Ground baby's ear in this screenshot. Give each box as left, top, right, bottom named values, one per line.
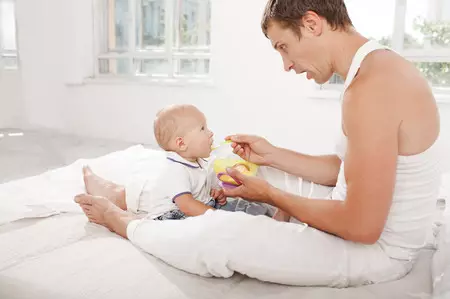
left=175, top=137, right=187, bottom=151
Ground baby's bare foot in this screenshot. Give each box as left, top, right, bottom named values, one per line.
left=83, top=166, right=127, bottom=210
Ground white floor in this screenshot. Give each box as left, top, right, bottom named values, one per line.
left=0, top=128, right=139, bottom=183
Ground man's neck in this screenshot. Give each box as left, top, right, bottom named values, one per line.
left=329, top=28, right=369, bottom=80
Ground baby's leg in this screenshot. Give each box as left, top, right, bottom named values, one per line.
left=83, top=166, right=127, bottom=210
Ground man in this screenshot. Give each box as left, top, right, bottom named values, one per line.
left=76, top=0, right=442, bottom=286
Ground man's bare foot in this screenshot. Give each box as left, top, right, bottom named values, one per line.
left=273, top=209, right=291, bottom=222
left=75, top=194, right=135, bottom=238
left=75, top=194, right=117, bottom=229
left=83, top=166, right=127, bottom=210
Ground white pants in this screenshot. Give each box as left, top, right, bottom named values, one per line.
left=126, top=167, right=414, bottom=287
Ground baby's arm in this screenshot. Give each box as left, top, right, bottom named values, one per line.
left=174, top=193, right=214, bottom=216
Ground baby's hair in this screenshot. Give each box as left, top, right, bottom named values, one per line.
left=153, top=104, right=200, bottom=150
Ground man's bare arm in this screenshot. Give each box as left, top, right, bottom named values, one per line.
left=267, top=149, right=342, bottom=186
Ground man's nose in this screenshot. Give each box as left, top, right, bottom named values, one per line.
left=283, top=58, right=293, bottom=72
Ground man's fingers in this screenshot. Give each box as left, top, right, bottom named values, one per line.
left=222, top=185, right=244, bottom=198
left=226, top=167, right=246, bottom=184
left=225, top=134, right=254, bottom=143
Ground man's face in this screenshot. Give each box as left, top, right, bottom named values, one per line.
left=266, top=20, right=334, bottom=85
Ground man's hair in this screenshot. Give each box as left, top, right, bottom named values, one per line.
left=153, top=104, right=200, bottom=151
left=261, top=0, right=353, bottom=37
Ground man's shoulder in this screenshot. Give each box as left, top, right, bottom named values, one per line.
left=345, top=53, right=415, bottom=104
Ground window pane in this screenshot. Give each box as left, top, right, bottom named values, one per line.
left=139, top=0, right=166, bottom=48
left=176, top=0, right=211, bottom=48
left=0, top=0, right=17, bottom=51
left=135, top=59, right=170, bottom=75
left=328, top=74, right=344, bottom=85
left=1, top=54, right=17, bottom=69
left=109, top=0, right=129, bottom=51
left=176, top=59, right=209, bottom=75
left=99, top=58, right=130, bottom=75
left=404, top=0, right=450, bottom=50
left=344, top=0, right=395, bottom=42
left=414, top=62, right=450, bottom=87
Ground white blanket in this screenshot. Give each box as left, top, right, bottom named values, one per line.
left=0, top=145, right=165, bottom=224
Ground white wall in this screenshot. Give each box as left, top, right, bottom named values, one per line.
left=0, top=71, right=22, bottom=128
left=0, top=0, right=22, bottom=128
left=10, top=0, right=450, bottom=157
left=11, top=0, right=341, bottom=155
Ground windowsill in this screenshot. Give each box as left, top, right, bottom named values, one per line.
left=0, top=67, right=19, bottom=72
left=68, top=76, right=216, bottom=88
left=308, top=89, right=450, bottom=104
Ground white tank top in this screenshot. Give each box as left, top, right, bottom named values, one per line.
left=331, top=40, right=443, bottom=260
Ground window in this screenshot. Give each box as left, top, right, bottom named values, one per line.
left=0, top=0, right=18, bottom=70
left=321, top=0, right=450, bottom=94
left=95, top=0, right=211, bottom=81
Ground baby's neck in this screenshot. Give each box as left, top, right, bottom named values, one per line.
left=176, top=151, right=198, bottom=163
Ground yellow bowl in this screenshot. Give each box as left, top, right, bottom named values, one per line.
left=213, top=158, right=258, bottom=186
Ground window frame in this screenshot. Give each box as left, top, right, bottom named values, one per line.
left=318, top=0, right=450, bottom=101
left=93, top=0, right=212, bottom=83
left=0, top=0, right=19, bottom=71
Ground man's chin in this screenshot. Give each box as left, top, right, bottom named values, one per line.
left=314, top=77, right=330, bottom=85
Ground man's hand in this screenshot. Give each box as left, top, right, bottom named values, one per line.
left=210, top=188, right=227, bottom=206
left=225, top=135, right=277, bottom=166
left=222, top=168, right=274, bottom=204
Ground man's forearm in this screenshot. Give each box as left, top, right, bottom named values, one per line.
left=266, top=147, right=341, bottom=186
left=268, top=187, right=374, bottom=244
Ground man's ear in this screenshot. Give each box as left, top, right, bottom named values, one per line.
left=175, top=137, right=187, bottom=151
left=302, top=11, right=323, bottom=36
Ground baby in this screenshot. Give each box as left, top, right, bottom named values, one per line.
left=82, top=104, right=268, bottom=220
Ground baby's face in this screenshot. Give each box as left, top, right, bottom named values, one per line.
left=181, top=110, right=214, bottom=159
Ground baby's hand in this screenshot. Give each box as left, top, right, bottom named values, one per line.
left=210, top=188, right=227, bottom=206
